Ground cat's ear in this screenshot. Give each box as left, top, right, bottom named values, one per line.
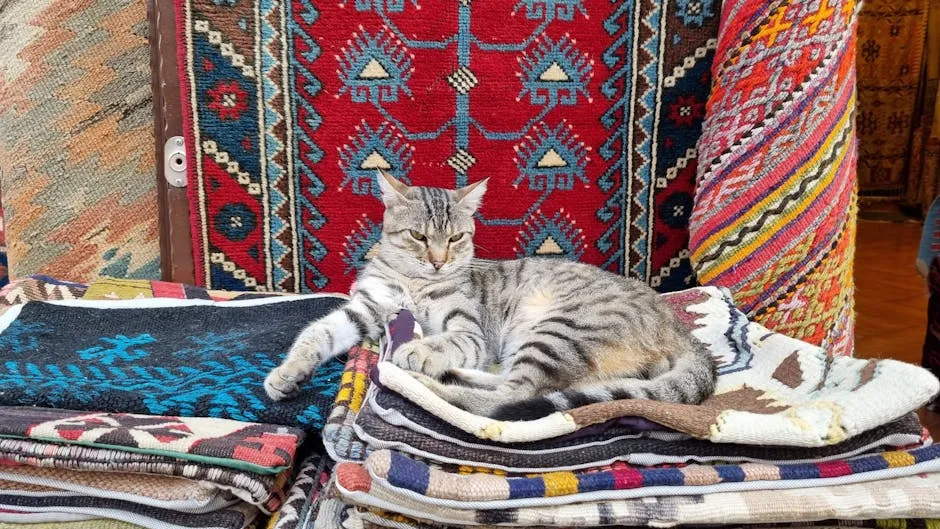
left=376, top=169, right=410, bottom=206
left=455, top=178, right=488, bottom=212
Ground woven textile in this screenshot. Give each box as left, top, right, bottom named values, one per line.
left=0, top=465, right=234, bottom=513
left=358, top=398, right=927, bottom=471
left=0, top=437, right=286, bottom=512
left=0, top=522, right=143, bottom=529
left=176, top=0, right=720, bottom=294
left=0, top=407, right=302, bottom=473
left=375, top=287, right=939, bottom=446
left=348, top=508, right=940, bottom=529
left=857, top=0, right=929, bottom=195
left=343, top=445, right=940, bottom=508
left=267, top=453, right=333, bottom=529
left=0, top=295, right=346, bottom=428
left=0, top=0, right=159, bottom=282
left=337, top=469, right=940, bottom=526
left=0, top=490, right=258, bottom=529
left=0, top=276, right=86, bottom=315
left=82, top=277, right=282, bottom=302
left=323, top=311, right=416, bottom=462
left=687, top=0, right=859, bottom=356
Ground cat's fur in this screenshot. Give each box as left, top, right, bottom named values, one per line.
left=264, top=170, right=716, bottom=419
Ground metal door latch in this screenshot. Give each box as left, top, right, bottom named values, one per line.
left=164, top=136, right=187, bottom=188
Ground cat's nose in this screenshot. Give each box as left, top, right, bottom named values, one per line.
left=431, top=260, right=445, bottom=270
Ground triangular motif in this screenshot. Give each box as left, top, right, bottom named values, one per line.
left=359, top=58, right=390, bottom=79
left=537, top=148, right=568, bottom=168
left=539, top=62, right=570, bottom=82
left=360, top=151, right=392, bottom=170
left=536, top=237, right=564, bottom=255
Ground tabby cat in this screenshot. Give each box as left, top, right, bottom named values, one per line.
left=264, top=170, right=716, bottom=419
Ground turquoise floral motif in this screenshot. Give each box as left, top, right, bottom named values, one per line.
left=341, top=215, right=383, bottom=273
left=515, top=209, right=586, bottom=260
left=338, top=121, right=414, bottom=198
left=513, top=0, right=586, bottom=22
left=513, top=121, right=590, bottom=192
left=76, top=334, right=156, bottom=365
left=0, top=321, right=51, bottom=354
left=337, top=28, right=414, bottom=104
left=518, top=34, right=593, bottom=107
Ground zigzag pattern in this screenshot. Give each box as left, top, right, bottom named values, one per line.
left=688, top=0, right=859, bottom=355
left=0, top=0, right=159, bottom=282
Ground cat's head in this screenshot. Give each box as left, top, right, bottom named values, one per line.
left=374, top=169, right=487, bottom=278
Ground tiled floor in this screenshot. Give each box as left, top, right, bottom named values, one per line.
left=853, top=219, right=939, bottom=436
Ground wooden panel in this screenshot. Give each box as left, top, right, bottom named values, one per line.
left=147, top=0, right=196, bottom=285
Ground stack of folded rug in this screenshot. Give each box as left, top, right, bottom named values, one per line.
left=315, top=286, right=940, bottom=528
left=0, top=276, right=344, bottom=529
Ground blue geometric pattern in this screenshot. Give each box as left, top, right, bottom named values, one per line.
left=337, top=28, right=414, bottom=104
left=513, top=121, right=590, bottom=192
left=518, top=35, right=593, bottom=107
left=515, top=210, right=586, bottom=260
left=0, top=297, right=348, bottom=429
left=338, top=122, right=414, bottom=198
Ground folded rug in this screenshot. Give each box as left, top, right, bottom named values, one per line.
left=0, top=437, right=285, bottom=512
left=0, top=407, right=302, bottom=474
left=0, top=486, right=258, bottom=529
left=347, top=445, right=940, bottom=509
left=345, top=506, right=940, bottom=529
left=324, top=340, right=384, bottom=463
left=0, top=520, right=143, bottom=529
left=268, top=452, right=333, bottom=529
left=0, top=511, right=98, bottom=523
left=0, top=276, right=87, bottom=315
left=357, top=396, right=928, bottom=471
left=0, top=465, right=236, bottom=513
left=82, top=277, right=284, bottom=302
left=0, top=295, right=347, bottom=428
left=325, top=312, right=676, bottom=468
left=376, top=287, right=940, bottom=446
left=336, top=466, right=940, bottom=526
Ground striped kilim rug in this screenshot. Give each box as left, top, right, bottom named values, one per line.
left=689, top=0, right=859, bottom=355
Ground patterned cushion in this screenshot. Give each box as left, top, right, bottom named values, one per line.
left=688, top=0, right=859, bottom=355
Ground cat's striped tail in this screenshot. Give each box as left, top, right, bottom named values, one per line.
left=488, top=345, right=717, bottom=421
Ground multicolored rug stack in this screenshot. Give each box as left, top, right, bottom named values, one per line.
left=0, top=277, right=341, bottom=529
left=689, top=0, right=859, bottom=356
left=175, top=0, right=719, bottom=295
left=308, top=287, right=940, bottom=528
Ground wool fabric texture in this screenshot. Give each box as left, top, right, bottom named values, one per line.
left=175, top=0, right=720, bottom=294
left=687, top=0, right=860, bottom=356
left=336, top=468, right=940, bottom=527
left=0, top=295, right=347, bottom=428
left=357, top=399, right=927, bottom=472
left=0, top=0, right=160, bottom=282
left=0, top=407, right=303, bottom=474
left=0, top=437, right=287, bottom=512
left=347, top=445, right=940, bottom=508
left=0, top=465, right=234, bottom=513
left=375, top=287, right=939, bottom=446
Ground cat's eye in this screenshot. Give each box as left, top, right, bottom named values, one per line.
left=449, top=233, right=465, bottom=243
left=408, top=230, right=427, bottom=242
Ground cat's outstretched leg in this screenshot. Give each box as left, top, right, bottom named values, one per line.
left=265, top=279, right=398, bottom=400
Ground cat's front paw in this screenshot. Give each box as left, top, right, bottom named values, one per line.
left=264, top=364, right=307, bottom=401
left=391, top=340, right=448, bottom=378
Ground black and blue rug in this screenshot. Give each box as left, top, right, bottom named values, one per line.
left=0, top=296, right=347, bottom=430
